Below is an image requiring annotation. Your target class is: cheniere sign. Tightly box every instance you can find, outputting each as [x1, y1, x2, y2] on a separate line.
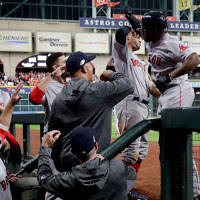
[0, 30, 32, 52]
[80, 17, 200, 32]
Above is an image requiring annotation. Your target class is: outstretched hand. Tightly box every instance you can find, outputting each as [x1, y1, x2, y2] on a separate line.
[10, 82, 23, 106]
[124, 6, 133, 19]
[42, 130, 61, 147]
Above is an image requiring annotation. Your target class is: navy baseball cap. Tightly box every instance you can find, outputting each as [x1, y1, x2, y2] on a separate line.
[70, 127, 96, 154]
[66, 51, 96, 75]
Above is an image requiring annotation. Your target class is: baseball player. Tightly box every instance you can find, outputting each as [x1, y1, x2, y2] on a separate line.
[29, 52, 68, 200]
[112, 7, 160, 185]
[0, 82, 23, 200]
[29, 53, 68, 138]
[137, 11, 200, 199]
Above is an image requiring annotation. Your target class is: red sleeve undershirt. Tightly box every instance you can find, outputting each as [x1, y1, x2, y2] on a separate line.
[0, 129, 18, 148]
[29, 86, 45, 105]
[6, 131, 19, 148]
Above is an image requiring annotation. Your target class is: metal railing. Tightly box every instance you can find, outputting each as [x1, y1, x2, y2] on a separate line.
[10, 112, 45, 159]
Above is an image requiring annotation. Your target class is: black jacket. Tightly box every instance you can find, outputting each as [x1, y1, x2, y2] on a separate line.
[37, 146, 136, 200]
[49, 72, 134, 171]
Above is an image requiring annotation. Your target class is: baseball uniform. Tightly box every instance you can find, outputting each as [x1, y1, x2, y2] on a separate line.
[0, 158, 11, 200]
[112, 36, 153, 164]
[0, 128, 12, 200]
[42, 80, 65, 135]
[146, 32, 200, 197]
[30, 79, 65, 200]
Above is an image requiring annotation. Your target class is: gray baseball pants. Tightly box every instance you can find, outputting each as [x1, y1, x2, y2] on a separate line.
[115, 100, 149, 164]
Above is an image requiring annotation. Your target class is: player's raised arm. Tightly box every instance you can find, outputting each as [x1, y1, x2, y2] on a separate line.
[124, 6, 141, 35]
[0, 82, 23, 127]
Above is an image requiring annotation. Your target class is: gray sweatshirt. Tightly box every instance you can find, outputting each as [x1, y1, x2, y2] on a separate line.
[38, 146, 136, 200]
[49, 72, 134, 171]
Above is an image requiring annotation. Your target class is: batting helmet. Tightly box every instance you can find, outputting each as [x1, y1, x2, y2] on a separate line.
[138, 11, 167, 32]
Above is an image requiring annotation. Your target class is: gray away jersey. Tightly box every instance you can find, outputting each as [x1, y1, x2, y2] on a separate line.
[112, 39, 152, 101]
[146, 32, 194, 85]
[42, 80, 65, 134]
[0, 158, 12, 200]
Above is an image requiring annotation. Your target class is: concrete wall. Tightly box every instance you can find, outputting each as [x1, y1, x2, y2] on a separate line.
[0, 19, 150, 78]
[0, 20, 92, 78]
[1, 19, 199, 78]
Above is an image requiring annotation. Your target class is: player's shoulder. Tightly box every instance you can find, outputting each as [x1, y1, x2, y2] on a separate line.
[161, 33, 184, 53]
[163, 33, 181, 45]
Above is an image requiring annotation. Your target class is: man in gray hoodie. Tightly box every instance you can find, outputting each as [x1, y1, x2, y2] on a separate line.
[49, 51, 134, 171]
[37, 127, 136, 200]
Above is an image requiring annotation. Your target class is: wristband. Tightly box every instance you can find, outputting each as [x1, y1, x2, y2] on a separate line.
[0, 123, 9, 132]
[50, 72, 54, 79]
[29, 86, 45, 105]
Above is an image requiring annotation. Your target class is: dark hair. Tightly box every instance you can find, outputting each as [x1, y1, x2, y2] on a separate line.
[46, 52, 65, 72]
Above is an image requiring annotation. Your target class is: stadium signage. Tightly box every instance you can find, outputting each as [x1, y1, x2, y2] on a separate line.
[80, 17, 200, 32]
[75, 33, 109, 53]
[189, 81, 200, 88]
[0, 30, 32, 52]
[181, 36, 200, 55]
[0, 86, 34, 93]
[36, 32, 72, 53]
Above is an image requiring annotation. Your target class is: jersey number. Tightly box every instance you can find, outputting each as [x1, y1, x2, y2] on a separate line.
[148, 54, 161, 66]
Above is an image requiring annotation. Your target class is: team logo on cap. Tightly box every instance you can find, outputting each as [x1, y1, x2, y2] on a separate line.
[80, 59, 85, 66]
[93, 135, 95, 143]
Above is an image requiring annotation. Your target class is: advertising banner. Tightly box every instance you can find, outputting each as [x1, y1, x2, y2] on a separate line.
[94, 0, 107, 7]
[0, 86, 34, 93]
[113, 14, 177, 21]
[181, 36, 200, 55]
[0, 30, 32, 52]
[75, 33, 109, 54]
[36, 32, 72, 53]
[80, 17, 200, 32]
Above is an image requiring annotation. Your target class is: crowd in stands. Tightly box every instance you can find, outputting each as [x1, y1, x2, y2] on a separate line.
[0, 71, 99, 86]
[0, 71, 51, 86]
[190, 72, 200, 79]
[0, 70, 200, 86]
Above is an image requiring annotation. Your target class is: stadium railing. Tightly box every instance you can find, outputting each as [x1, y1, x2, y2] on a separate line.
[9, 108, 200, 200]
[10, 112, 45, 159]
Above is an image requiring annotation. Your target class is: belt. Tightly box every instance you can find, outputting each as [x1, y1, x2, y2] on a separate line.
[133, 97, 149, 105]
